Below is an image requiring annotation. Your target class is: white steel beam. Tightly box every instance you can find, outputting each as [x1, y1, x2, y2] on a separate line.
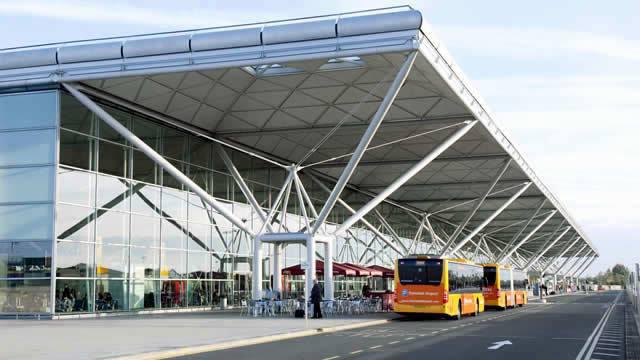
[335, 120, 477, 235]
[495, 200, 547, 261]
[444, 182, 532, 256]
[216, 143, 273, 233]
[569, 255, 594, 278]
[312, 51, 418, 234]
[554, 244, 588, 276]
[575, 257, 597, 279]
[498, 210, 557, 263]
[540, 236, 581, 275]
[63, 83, 255, 236]
[523, 226, 571, 271]
[440, 158, 512, 253]
[563, 248, 591, 276]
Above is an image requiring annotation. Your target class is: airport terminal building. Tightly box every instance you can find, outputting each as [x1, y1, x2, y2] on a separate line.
[0, 7, 597, 317]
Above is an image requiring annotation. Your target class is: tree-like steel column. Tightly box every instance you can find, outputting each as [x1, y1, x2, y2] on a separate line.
[495, 200, 547, 261]
[540, 236, 580, 276]
[312, 51, 418, 234]
[523, 226, 571, 271]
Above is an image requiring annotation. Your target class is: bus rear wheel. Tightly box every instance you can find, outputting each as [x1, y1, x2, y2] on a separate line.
[453, 301, 462, 320]
[473, 300, 479, 316]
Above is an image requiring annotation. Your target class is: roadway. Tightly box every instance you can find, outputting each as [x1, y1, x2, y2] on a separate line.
[175, 291, 625, 360]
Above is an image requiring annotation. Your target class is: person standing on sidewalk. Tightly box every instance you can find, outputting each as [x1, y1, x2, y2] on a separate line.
[311, 280, 323, 319]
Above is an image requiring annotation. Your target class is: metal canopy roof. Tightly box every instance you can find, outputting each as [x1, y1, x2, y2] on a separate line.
[0, 7, 597, 264]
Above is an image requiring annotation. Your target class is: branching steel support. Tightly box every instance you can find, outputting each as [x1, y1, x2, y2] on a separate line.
[523, 226, 571, 271]
[312, 51, 418, 234]
[540, 236, 581, 275]
[498, 210, 557, 263]
[495, 200, 547, 261]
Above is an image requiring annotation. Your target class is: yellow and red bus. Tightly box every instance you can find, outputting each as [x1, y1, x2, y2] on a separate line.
[482, 264, 528, 309]
[393, 256, 485, 319]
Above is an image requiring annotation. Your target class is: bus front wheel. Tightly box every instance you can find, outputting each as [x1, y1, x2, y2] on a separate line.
[473, 300, 479, 316]
[454, 301, 462, 320]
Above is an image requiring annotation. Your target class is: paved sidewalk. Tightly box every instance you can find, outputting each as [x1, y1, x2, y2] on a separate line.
[0, 311, 397, 359]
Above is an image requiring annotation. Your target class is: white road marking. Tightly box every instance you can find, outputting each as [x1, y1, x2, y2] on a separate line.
[487, 340, 512, 350]
[349, 350, 363, 355]
[321, 356, 340, 360]
[369, 345, 382, 349]
[388, 341, 399, 345]
[406, 337, 415, 340]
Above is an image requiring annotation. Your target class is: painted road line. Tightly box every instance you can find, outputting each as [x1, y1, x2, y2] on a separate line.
[322, 356, 340, 360]
[369, 345, 382, 349]
[388, 341, 400, 345]
[575, 292, 622, 360]
[349, 350, 363, 355]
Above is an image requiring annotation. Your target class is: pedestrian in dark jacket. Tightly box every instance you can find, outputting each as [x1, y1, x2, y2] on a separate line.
[311, 280, 323, 319]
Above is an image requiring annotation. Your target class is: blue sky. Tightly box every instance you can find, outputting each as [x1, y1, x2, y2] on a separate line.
[1, 1, 638, 275]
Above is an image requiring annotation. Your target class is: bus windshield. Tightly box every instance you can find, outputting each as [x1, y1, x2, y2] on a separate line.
[483, 266, 497, 286]
[398, 259, 443, 285]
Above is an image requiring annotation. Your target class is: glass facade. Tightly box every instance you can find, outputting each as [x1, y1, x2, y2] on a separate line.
[0, 91, 57, 314]
[0, 89, 408, 316]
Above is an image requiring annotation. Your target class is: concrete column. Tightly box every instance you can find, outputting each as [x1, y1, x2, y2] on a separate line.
[306, 236, 316, 300]
[252, 238, 263, 300]
[272, 243, 282, 295]
[324, 240, 334, 300]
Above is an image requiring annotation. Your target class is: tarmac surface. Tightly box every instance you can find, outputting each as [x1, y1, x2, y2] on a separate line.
[176, 291, 626, 360]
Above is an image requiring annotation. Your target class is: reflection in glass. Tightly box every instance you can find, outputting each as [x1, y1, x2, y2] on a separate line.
[187, 280, 211, 307]
[130, 247, 159, 279]
[95, 244, 128, 278]
[160, 280, 185, 308]
[56, 241, 93, 277]
[96, 210, 129, 245]
[131, 184, 161, 216]
[0, 129, 55, 166]
[132, 150, 157, 184]
[0, 204, 53, 240]
[133, 116, 159, 149]
[160, 249, 186, 279]
[58, 167, 95, 206]
[130, 215, 159, 248]
[188, 251, 210, 280]
[95, 279, 128, 311]
[162, 187, 187, 220]
[0, 166, 53, 204]
[187, 223, 210, 252]
[130, 279, 159, 310]
[0, 91, 57, 130]
[188, 194, 210, 224]
[98, 141, 128, 178]
[0, 279, 51, 313]
[0, 241, 52, 278]
[99, 108, 129, 144]
[162, 127, 185, 161]
[55, 279, 92, 313]
[61, 93, 94, 135]
[56, 203, 95, 243]
[96, 174, 129, 211]
[161, 218, 186, 250]
[59, 130, 93, 170]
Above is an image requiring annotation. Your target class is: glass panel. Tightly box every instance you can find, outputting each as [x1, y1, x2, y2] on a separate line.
[162, 127, 186, 161]
[95, 244, 128, 278]
[0, 240, 52, 278]
[131, 183, 161, 216]
[0, 204, 52, 240]
[0, 91, 57, 130]
[0, 129, 55, 166]
[55, 203, 95, 242]
[162, 187, 187, 220]
[190, 138, 211, 168]
[188, 193, 210, 224]
[95, 279, 128, 311]
[59, 130, 94, 170]
[0, 279, 51, 313]
[160, 249, 186, 279]
[160, 280, 185, 308]
[189, 165, 210, 192]
[161, 159, 185, 190]
[55, 279, 93, 313]
[161, 218, 186, 250]
[99, 107, 129, 144]
[0, 166, 53, 203]
[133, 116, 159, 149]
[60, 93, 94, 134]
[130, 215, 160, 248]
[187, 280, 211, 306]
[56, 241, 93, 278]
[132, 150, 157, 184]
[129, 279, 159, 310]
[188, 251, 210, 279]
[96, 174, 129, 211]
[130, 246, 159, 279]
[188, 223, 211, 252]
[58, 167, 95, 206]
[96, 210, 129, 245]
[98, 141, 128, 178]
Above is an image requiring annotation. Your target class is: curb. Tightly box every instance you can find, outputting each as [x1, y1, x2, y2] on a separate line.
[111, 318, 392, 360]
